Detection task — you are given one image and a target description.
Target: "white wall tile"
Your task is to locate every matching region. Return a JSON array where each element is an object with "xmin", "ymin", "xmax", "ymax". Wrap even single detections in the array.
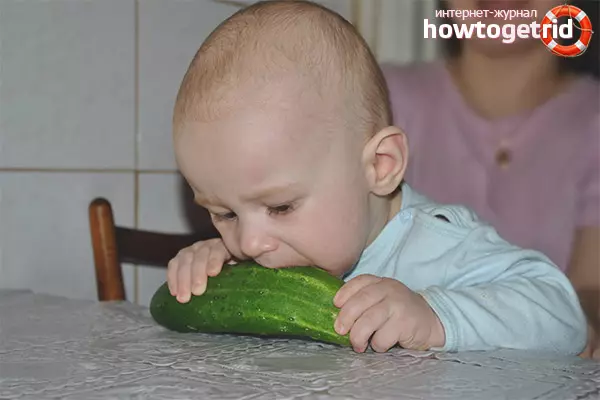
[
  {"xmin": 137, "ymin": 0, "xmax": 239, "ymax": 170},
  {"xmin": 136, "ymin": 172, "xmax": 215, "ymax": 306},
  {"xmin": 0, "ymin": 0, "xmax": 135, "ymax": 169},
  {"xmin": 0, "ymin": 172, "xmax": 135, "ymax": 301}
]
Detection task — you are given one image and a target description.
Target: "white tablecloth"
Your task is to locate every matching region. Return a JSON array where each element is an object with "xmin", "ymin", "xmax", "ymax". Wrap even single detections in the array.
[{"xmin": 1, "ymin": 289, "xmax": 599, "ymax": 399}]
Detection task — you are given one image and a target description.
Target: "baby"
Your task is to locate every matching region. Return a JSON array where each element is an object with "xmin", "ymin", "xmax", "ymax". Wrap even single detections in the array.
[{"xmin": 167, "ymin": 0, "xmax": 587, "ymax": 354}]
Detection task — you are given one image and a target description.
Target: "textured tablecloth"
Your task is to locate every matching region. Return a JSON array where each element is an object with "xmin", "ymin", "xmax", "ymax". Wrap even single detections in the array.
[{"xmin": 1, "ymin": 289, "xmax": 599, "ymax": 400}]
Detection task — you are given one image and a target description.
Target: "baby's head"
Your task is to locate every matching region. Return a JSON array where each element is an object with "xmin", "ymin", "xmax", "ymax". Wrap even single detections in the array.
[{"xmin": 172, "ymin": 0, "xmax": 408, "ymax": 277}]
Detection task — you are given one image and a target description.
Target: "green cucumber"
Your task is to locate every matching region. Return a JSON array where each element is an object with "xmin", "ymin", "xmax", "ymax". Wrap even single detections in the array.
[{"xmin": 149, "ymin": 261, "xmax": 351, "ymax": 346}]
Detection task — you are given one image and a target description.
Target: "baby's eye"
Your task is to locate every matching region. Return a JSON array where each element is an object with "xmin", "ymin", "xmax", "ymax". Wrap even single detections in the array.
[
  {"xmin": 212, "ymin": 211, "xmax": 237, "ymax": 222},
  {"xmin": 267, "ymin": 204, "xmax": 294, "ymax": 216}
]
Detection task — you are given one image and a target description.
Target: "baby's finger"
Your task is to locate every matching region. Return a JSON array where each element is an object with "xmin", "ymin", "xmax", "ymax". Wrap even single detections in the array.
[
  {"xmin": 176, "ymin": 251, "xmax": 194, "ymax": 303},
  {"xmin": 348, "ymin": 303, "xmax": 388, "ymax": 353},
  {"xmin": 369, "ymin": 317, "xmax": 402, "ymax": 353},
  {"xmin": 335, "ymin": 283, "xmax": 385, "ymax": 336},
  {"xmin": 206, "ymin": 253, "xmax": 226, "ymax": 277},
  {"xmin": 333, "ymin": 274, "xmax": 381, "ymax": 308},
  {"xmin": 167, "ymin": 257, "xmax": 180, "ymax": 296},
  {"xmin": 206, "ymin": 242, "xmax": 230, "ymax": 276},
  {"xmin": 191, "ymin": 247, "xmax": 210, "ymax": 296}
]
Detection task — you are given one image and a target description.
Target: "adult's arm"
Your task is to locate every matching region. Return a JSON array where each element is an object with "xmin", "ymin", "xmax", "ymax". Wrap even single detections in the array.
[{"xmin": 568, "ymin": 227, "xmax": 600, "ymax": 359}]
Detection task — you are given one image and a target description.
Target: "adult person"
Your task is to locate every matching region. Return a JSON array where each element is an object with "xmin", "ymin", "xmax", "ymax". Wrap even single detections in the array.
[{"xmin": 382, "ymin": 0, "xmax": 599, "ymax": 357}]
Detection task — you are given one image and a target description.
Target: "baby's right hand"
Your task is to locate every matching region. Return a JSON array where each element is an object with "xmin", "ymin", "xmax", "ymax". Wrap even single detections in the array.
[{"xmin": 167, "ymin": 238, "xmax": 232, "ymax": 303}]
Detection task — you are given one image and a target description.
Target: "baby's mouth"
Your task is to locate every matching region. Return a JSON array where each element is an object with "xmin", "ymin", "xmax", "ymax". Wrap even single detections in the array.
[
  {"xmin": 254, "ymin": 259, "xmax": 317, "ymax": 269},
  {"xmin": 257, "ymin": 262, "xmax": 299, "ymax": 269}
]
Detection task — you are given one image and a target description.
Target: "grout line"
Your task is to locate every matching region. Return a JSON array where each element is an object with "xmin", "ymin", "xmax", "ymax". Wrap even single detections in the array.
[
  {"xmin": 0, "ymin": 5, "xmax": 3, "ymax": 161},
  {"xmin": 134, "ymin": 172, "xmax": 140, "ymax": 304},
  {"xmin": 0, "ymin": 168, "xmax": 179, "ymax": 174},
  {"xmin": 351, "ymin": 0, "xmax": 362, "ymax": 32},
  {"xmin": 214, "ymin": 0, "xmax": 249, "ymax": 7},
  {"xmin": 414, "ymin": 0, "xmax": 427, "ymax": 62},
  {"xmin": 134, "ymin": 0, "xmax": 141, "ymax": 175},
  {"xmin": 371, "ymin": 0, "xmax": 381, "ymax": 59},
  {"xmin": 133, "ymin": 0, "xmax": 140, "ymax": 305},
  {"xmin": 138, "ymin": 169, "xmax": 178, "ymax": 174}
]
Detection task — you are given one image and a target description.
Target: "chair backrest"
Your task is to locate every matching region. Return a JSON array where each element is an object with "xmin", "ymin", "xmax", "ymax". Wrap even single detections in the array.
[{"xmin": 88, "ymin": 197, "xmax": 219, "ymax": 301}]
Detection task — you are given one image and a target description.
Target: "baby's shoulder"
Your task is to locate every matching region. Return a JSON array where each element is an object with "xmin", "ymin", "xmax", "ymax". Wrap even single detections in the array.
[
  {"xmin": 404, "ymin": 187, "xmax": 483, "ymax": 231},
  {"xmin": 387, "ymin": 189, "xmax": 498, "ymax": 270},
  {"xmin": 397, "ymin": 188, "xmax": 524, "ymax": 270},
  {"xmin": 400, "ymin": 187, "xmax": 499, "ymax": 252}
]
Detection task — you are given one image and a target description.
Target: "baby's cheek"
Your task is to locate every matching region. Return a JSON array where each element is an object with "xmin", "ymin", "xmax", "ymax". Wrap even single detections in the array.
[
  {"xmin": 310, "ymin": 202, "xmax": 367, "ymax": 271},
  {"xmin": 218, "ymin": 231, "xmax": 243, "ymax": 260}
]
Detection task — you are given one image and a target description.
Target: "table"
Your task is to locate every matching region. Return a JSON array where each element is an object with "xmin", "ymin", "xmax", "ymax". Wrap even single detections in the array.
[{"xmin": 1, "ymin": 289, "xmax": 599, "ymax": 399}]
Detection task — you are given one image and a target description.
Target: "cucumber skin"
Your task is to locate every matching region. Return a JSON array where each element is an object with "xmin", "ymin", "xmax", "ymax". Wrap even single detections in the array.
[{"xmin": 149, "ymin": 262, "xmax": 351, "ymax": 346}]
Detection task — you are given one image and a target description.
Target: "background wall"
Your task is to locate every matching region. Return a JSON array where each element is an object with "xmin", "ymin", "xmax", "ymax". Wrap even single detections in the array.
[{"xmin": 0, "ymin": 0, "xmax": 439, "ymax": 305}]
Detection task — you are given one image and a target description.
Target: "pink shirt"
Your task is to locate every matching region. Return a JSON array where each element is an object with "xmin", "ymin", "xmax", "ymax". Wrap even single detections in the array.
[{"xmin": 382, "ymin": 61, "xmax": 600, "ymax": 271}]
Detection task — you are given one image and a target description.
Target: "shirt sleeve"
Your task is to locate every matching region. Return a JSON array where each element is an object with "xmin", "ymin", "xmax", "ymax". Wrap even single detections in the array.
[
  {"xmin": 576, "ymin": 114, "xmax": 600, "ymax": 227},
  {"xmin": 417, "ymin": 208, "xmax": 588, "ymax": 355}
]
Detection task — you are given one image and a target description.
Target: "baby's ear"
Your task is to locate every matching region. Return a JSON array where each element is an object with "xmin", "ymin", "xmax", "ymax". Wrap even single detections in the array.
[{"xmin": 362, "ymin": 126, "xmax": 409, "ymax": 196}]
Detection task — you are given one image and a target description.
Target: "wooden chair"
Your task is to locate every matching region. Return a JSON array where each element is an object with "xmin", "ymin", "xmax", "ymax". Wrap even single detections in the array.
[{"xmin": 88, "ymin": 197, "xmax": 220, "ymax": 301}]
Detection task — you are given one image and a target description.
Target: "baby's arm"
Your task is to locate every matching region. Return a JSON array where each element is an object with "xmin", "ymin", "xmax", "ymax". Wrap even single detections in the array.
[{"xmin": 419, "ymin": 220, "xmax": 588, "ymax": 355}]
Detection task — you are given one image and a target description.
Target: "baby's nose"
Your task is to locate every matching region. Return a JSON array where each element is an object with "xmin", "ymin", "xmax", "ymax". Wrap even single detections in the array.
[{"xmin": 239, "ymin": 229, "xmax": 278, "ymax": 259}]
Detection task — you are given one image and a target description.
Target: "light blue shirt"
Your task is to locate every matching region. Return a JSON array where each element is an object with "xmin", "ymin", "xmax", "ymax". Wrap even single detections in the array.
[{"xmin": 343, "ymin": 183, "xmax": 587, "ymax": 355}]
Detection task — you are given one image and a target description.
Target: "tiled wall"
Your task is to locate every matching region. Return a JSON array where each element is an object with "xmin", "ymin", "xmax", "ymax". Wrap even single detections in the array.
[
  {"xmin": 0, "ymin": 0, "xmax": 355, "ymax": 306},
  {"xmin": 0, "ymin": 0, "xmax": 238, "ymax": 305}
]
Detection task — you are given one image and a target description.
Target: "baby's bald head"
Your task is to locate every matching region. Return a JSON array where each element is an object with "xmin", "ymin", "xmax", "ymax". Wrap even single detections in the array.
[{"xmin": 173, "ymin": 0, "xmax": 391, "ymax": 138}]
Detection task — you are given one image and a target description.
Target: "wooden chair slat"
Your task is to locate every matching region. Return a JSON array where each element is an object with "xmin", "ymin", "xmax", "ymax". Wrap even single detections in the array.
[{"xmin": 88, "ymin": 197, "xmax": 219, "ymax": 301}]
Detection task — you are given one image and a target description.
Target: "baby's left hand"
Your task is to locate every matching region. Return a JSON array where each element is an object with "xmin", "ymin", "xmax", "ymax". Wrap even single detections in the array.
[{"xmin": 333, "ymin": 274, "xmax": 445, "ymax": 353}]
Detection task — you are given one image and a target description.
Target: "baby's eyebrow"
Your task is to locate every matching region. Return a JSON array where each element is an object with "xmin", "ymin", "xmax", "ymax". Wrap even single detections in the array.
[
  {"xmin": 240, "ymin": 183, "xmax": 301, "ymax": 202},
  {"xmin": 193, "ymin": 192, "xmax": 219, "ymax": 206}
]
